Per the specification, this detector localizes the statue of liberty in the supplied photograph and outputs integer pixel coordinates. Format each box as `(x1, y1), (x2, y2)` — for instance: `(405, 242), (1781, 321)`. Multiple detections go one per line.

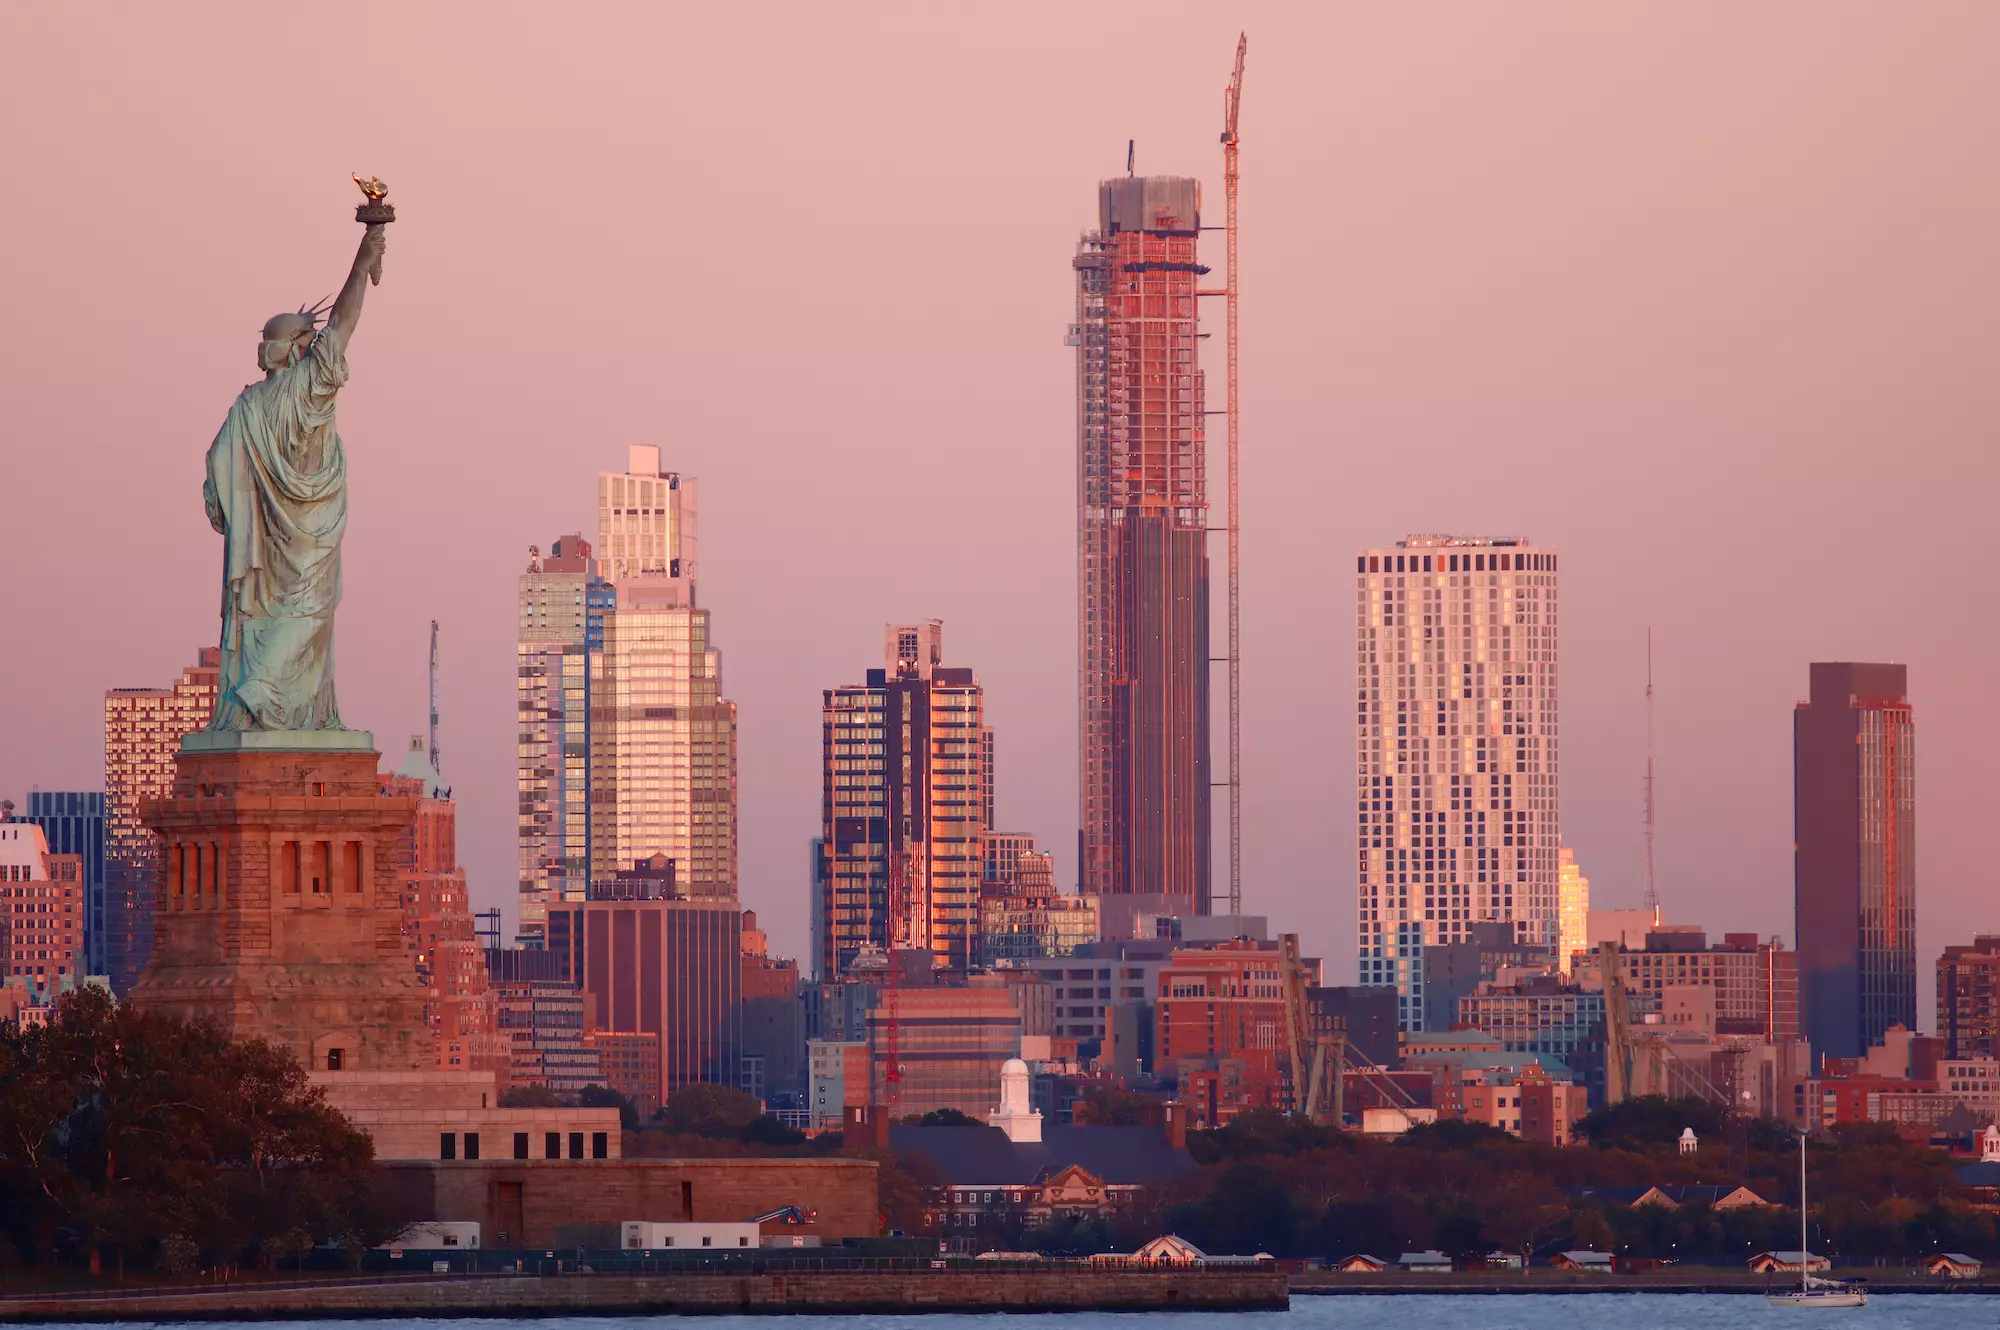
(201, 180), (391, 734)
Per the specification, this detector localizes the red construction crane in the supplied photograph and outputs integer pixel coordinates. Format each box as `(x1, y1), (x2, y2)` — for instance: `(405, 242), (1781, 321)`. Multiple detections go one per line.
(1199, 39), (1248, 913)
(881, 851), (907, 1118)
(1221, 35), (1246, 917)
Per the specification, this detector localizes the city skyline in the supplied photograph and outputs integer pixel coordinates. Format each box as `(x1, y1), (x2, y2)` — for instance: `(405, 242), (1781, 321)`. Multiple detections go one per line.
(2, 5), (1995, 994)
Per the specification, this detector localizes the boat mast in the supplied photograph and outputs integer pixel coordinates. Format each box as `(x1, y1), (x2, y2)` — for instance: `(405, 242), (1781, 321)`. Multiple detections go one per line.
(1799, 1131), (1808, 1291)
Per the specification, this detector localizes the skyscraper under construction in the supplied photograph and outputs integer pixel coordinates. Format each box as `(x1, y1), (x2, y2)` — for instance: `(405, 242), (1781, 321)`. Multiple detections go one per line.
(1073, 175), (1211, 927)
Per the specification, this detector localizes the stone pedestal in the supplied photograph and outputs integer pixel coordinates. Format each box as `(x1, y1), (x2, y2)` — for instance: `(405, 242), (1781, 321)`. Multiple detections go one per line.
(129, 739), (434, 1072)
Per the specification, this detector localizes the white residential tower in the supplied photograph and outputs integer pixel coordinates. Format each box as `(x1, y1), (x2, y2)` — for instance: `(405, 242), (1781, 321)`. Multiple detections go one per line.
(1355, 535), (1561, 1029)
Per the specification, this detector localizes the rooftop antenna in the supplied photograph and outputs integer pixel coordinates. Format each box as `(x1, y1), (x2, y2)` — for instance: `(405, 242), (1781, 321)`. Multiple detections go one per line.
(428, 619), (441, 777)
(1126, 139), (1135, 177)
(1643, 628), (1659, 925)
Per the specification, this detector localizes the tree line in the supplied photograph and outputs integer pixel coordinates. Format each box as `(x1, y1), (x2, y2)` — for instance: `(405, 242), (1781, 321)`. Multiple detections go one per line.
(1153, 1100), (1995, 1263)
(0, 989), (400, 1276)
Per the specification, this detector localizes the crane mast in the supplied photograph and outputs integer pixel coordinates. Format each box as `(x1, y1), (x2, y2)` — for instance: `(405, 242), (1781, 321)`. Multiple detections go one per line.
(1222, 34), (1245, 918)
(428, 619), (441, 777)
(1643, 628), (1658, 923)
(1600, 939), (1633, 1104)
(879, 845), (915, 1118)
(1196, 37), (1247, 916)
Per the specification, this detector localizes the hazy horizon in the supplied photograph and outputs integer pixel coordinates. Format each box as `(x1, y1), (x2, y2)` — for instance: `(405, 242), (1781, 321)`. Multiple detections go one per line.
(2, 3), (1994, 997)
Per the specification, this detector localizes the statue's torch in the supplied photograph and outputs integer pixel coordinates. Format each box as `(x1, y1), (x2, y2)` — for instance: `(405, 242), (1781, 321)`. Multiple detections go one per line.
(352, 174), (394, 285)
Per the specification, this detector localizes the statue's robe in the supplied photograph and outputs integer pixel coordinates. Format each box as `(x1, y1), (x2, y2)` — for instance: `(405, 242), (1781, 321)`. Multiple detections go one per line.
(202, 333), (349, 731)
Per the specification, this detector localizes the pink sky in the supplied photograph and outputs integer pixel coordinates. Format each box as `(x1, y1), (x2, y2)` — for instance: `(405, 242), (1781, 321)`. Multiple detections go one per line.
(2, 3), (1995, 989)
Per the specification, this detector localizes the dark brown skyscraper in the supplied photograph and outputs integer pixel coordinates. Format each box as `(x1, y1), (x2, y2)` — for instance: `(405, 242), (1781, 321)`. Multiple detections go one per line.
(577, 858), (743, 1106)
(1794, 662), (1915, 1066)
(1074, 176), (1211, 925)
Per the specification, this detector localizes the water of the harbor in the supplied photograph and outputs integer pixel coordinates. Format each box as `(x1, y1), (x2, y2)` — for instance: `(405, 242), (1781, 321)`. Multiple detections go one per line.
(9, 1297), (1987, 1330)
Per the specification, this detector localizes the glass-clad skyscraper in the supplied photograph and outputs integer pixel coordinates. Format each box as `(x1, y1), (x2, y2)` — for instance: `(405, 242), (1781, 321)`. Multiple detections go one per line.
(519, 448), (738, 945)
(517, 534), (610, 945)
(24, 791), (105, 976)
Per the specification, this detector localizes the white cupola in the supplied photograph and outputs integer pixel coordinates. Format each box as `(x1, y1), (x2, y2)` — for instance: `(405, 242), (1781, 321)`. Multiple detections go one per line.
(986, 1057), (1044, 1143)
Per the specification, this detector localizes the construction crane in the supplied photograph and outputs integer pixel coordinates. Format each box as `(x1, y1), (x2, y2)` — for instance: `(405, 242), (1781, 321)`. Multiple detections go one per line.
(428, 619), (442, 777)
(1599, 940), (1632, 1105)
(1641, 629), (1658, 924)
(1219, 34), (1246, 918)
(880, 966), (902, 1119)
(1279, 934), (1310, 1115)
(877, 842), (924, 1120)
(1343, 1045), (1426, 1127)
(1303, 1030), (1346, 1126)
(1280, 933), (1346, 1125)
(1279, 931), (1424, 1127)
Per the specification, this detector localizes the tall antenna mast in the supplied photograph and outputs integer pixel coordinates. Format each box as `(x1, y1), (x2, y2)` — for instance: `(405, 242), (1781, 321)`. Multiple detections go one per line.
(1642, 627), (1658, 924)
(428, 619), (441, 776)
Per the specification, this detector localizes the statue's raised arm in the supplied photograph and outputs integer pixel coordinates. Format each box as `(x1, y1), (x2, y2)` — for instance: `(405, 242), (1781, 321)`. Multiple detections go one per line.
(323, 224), (386, 356)
(323, 177), (392, 355)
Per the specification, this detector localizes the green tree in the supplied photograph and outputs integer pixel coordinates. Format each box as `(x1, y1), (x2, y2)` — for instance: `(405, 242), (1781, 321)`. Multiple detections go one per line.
(206, 1031), (390, 1261)
(1569, 1205), (1615, 1253)
(261, 1226), (313, 1273)
(499, 1085), (565, 1109)
(1175, 1161), (1298, 1257)
(0, 988), (386, 1276)
(1573, 1095), (1726, 1152)
(845, 1147), (942, 1236)
(1189, 1107), (1345, 1162)
(1397, 1118), (1517, 1151)
(1073, 1087), (1162, 1127)
(1318, 1195), (1432, 1259)
(1024, 1213), (1114, 1256)
(1480, 1183), (1568, 1262)
(154, 1232), (198, 1278)
(659, 1082), (763, 1137)
(1432, 1202), (1487, 1260)
(577, 1084), (639, 1130)
(743, 1114), (807, 1145)
(906, 1108), (981, 1127)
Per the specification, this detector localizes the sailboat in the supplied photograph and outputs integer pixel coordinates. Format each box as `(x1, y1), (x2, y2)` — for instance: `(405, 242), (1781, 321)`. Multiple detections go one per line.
(1766, 1129), (1866, 1308)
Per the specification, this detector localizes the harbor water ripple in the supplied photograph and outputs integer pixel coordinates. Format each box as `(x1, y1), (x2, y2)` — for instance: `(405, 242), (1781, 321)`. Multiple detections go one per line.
(8, 1293), (1987, 1330)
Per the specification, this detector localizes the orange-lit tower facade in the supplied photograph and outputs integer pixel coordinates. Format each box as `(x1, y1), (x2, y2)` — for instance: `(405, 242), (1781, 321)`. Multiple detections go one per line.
(384, 737), (505, 1080)
(1074, 176), (1210, 924)
(103, 648), (219, 994)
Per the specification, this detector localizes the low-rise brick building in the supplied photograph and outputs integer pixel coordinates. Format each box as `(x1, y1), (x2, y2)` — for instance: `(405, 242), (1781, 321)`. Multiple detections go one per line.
(378, 1156), (880, 1250)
